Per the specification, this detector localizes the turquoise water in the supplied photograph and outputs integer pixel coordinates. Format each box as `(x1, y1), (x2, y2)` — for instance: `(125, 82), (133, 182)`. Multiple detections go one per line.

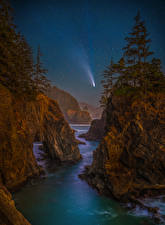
(14, 125), (158, 225)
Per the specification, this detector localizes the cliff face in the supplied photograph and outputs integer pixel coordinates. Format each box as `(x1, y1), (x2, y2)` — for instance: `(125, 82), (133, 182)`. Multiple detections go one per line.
(0, 85), (40, 191)
(79, 111), (106, 141)
(47, 86), (80, 112)
(66, 109), (91, 124)
(38, 95), (81, 162)
(47, 86), (92, 123)
(82, 93), (165, 201)
(0, 84), (81, 224)
(79, 102), (103, 119)
(0, 84), (81, 190)
(0, 182), (31, 225)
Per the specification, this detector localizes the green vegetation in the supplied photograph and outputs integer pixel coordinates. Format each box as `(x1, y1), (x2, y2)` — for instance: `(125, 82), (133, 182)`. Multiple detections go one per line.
(100, 11), (165, 107)
(0, 0), (50, 100)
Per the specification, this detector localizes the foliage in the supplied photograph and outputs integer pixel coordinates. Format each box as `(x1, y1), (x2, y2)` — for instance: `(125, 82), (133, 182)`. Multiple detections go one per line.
(33, 46), (50, 93)
(100, 11), (165, 107)
(0, 0), (50, 100)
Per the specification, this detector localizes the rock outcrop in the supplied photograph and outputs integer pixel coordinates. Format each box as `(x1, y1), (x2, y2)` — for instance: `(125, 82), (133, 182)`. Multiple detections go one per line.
(38, 95), (81, 162)
(0, 85), (40, 191)
(79, 102), (103, 119)
(0, 84), (81, 191)
(81, 93), (165, 202)
(47, 86), (92, 123)
(66, 109), (91, 124)
(0, 183), (31, 225)
(0, 84), (81, 224)
(79, 111), (106, 141)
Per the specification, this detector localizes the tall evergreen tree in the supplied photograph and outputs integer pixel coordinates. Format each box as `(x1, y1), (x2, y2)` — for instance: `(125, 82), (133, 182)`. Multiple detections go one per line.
(123, 11), (153, 65)
(34, 46), (50, 93)
(0, 0), (17, 89)
(100, 58), (115, 107)
(101, 11), (165, 102)
(0, 1), (37, 99)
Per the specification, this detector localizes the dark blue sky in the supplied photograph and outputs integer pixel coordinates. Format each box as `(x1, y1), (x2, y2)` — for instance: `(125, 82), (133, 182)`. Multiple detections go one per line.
(11, 0), (165, 106)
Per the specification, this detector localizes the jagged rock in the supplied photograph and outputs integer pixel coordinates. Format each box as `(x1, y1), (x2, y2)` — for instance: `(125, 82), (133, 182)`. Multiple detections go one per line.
(81, 93), (165, 201)
(66, 109), (91, 124)
(38, 95), (81, 162)
(79, 111), (106, 141)
(0, 85), (81, 191)
(0, 84), (81, 224)
(0, 185), (31, 225)
(79, 102), (103, 119)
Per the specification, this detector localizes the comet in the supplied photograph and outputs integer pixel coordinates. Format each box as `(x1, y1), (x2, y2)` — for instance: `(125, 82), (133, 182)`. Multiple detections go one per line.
(70, 43), (96, 87)
(88, 69), (96, 87)
(92, 81), (96, 87)
(84, 64), (96, 88)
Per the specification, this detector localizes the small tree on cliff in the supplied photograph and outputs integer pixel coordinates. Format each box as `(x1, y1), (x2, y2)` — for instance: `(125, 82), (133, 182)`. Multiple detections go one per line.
(33, 46), (50, 93)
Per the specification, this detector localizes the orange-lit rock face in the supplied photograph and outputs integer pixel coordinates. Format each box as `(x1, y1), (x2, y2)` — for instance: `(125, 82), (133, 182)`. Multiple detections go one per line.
(0, 185), (31, 225)
(66, 109), (91, 123)
(83, 93), (165, 201)
(0, 84), (81, 191)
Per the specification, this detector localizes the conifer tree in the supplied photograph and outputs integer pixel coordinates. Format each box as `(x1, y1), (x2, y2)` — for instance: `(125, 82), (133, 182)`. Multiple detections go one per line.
(123, 11), (153, 66)
(100, 11), (165, 102)
(0, 0), (17, 90)
(100, 58), (116, 107)
(0, 1), (37, 99)
(34, 46), (50, 93)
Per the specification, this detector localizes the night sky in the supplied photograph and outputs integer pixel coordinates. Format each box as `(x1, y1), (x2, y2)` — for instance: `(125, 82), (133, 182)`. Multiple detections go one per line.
(11, 0), (165, 106)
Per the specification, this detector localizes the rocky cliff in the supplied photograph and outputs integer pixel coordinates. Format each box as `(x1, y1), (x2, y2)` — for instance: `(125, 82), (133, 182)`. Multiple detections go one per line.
(81, 93), (165, 202)
(47, 86), (92, 123)
(0, 182), (31, 225)
(79, 111), (106, 141)
(79, 102), (103, 119)
(0, 84), (81, 190)
(0, 84), (81, 224)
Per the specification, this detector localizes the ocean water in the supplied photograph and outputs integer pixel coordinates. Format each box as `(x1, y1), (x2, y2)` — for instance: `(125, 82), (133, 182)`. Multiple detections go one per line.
(14, 125), (161, 225)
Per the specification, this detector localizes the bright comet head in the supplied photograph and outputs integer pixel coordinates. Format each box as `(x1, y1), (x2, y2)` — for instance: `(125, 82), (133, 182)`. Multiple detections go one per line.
(86, 67), (96, 88)
(92, 80), (96, 87)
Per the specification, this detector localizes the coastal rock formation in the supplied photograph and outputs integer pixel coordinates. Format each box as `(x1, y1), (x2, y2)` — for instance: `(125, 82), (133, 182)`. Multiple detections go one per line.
(0, 84), (81, 190)
(0, 183), (31, 225)
(66, 109), (91, 124)
(81, 93), (165, 201)
(47, 86), (92, 123)
(0, 84), (41, 191)
(0, 84), (81, 224)
(79, 111), (106, 141)
(79, 102), (103, 119)
(38, 95), (81, 162)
